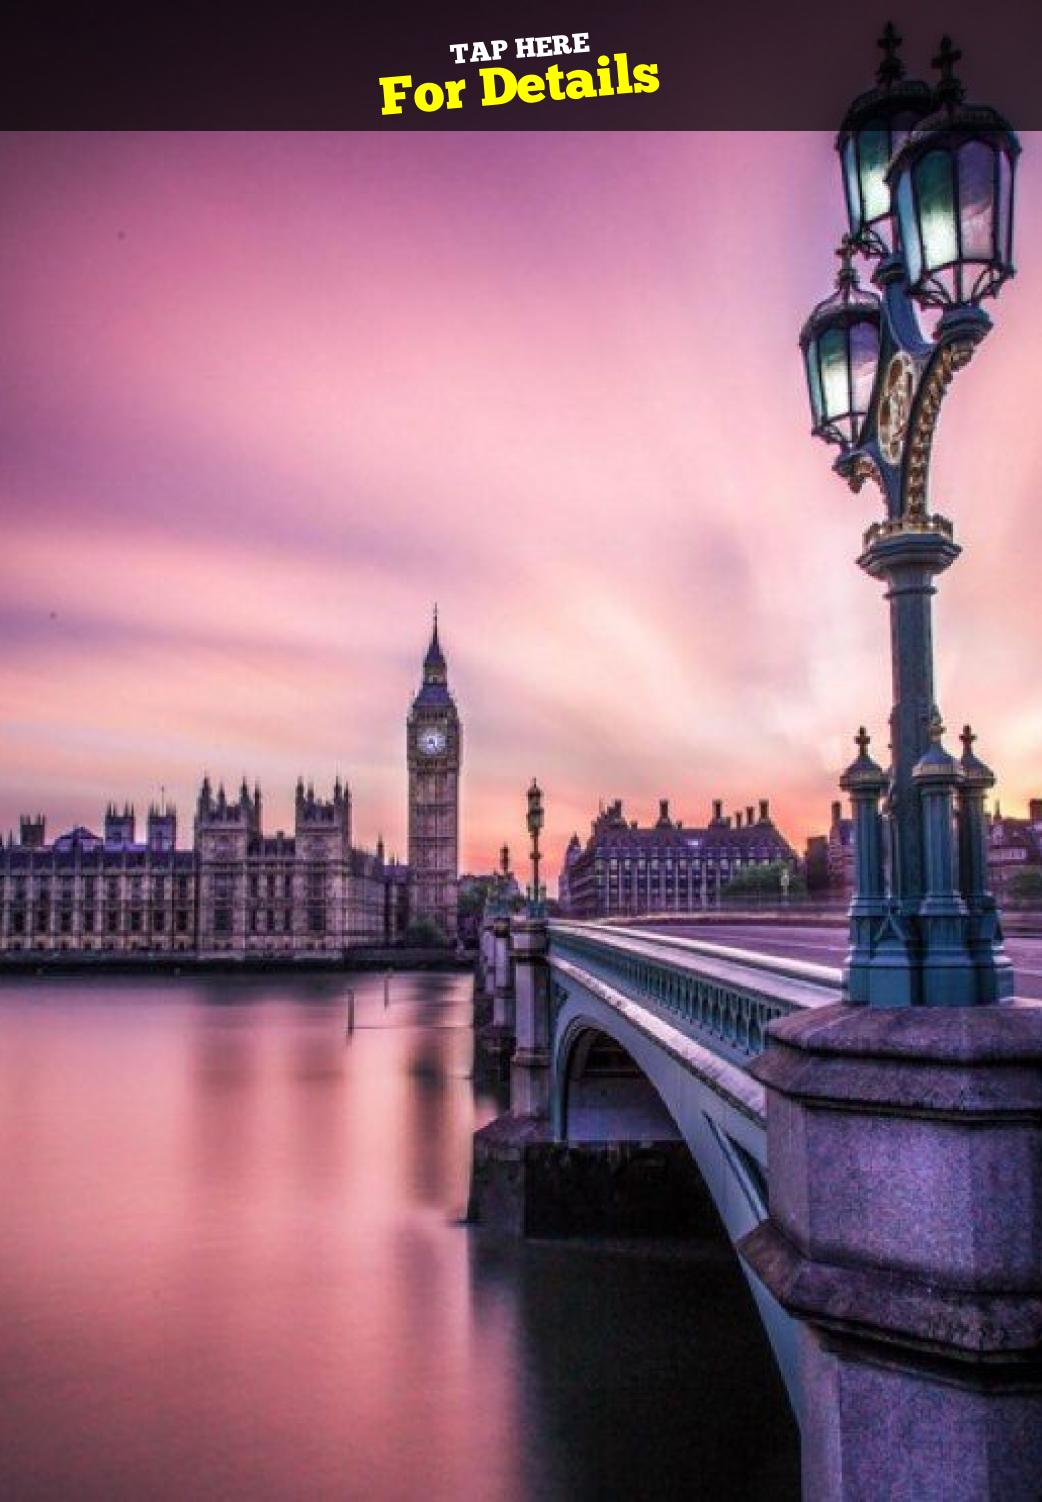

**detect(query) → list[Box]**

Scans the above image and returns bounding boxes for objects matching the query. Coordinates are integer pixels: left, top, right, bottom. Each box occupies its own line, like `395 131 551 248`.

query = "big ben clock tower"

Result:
407 609 460 939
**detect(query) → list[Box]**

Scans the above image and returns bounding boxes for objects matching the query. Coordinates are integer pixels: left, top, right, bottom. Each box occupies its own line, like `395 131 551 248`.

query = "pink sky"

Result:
1 131 1039 881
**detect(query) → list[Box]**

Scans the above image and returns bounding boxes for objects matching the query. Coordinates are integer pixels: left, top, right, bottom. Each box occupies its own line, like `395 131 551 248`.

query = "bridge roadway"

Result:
628 921 1042 1000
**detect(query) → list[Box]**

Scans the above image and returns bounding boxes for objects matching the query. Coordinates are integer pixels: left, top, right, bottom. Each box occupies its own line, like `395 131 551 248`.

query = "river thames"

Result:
0 972 797 1500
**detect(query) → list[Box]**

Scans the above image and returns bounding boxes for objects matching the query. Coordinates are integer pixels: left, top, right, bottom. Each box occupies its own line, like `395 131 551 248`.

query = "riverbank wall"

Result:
0 947 475 977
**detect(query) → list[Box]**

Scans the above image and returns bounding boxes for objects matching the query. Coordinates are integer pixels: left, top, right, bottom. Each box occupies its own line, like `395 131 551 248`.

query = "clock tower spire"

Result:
423 604 446 685
407 608 460 940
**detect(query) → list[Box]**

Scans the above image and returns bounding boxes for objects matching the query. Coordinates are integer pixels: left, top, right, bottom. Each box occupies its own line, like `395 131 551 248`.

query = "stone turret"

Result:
147 803 177 853
294 779 351 853
197 775 213 821
18 814 46 849
104 803 136 849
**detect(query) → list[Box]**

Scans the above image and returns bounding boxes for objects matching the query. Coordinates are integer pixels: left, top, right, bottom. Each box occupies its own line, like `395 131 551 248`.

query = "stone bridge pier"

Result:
743 1002 1042 1502
492 912 514 1033
509 914 551 1118
476 914 496 1010
471 912 755 1248
473 908 516 1079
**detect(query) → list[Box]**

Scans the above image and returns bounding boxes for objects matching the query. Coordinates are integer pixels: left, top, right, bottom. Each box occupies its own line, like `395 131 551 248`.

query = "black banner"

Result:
4 0 1040 128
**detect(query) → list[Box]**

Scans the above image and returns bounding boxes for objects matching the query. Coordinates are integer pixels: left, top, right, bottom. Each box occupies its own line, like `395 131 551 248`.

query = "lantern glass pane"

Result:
897 169 922 284
843 137 861 233
997 148 1013 263
860 128 891 223
818 325 849 421
805 341 824 425
917 150 958 270
849 319 879 417
957 140 995 260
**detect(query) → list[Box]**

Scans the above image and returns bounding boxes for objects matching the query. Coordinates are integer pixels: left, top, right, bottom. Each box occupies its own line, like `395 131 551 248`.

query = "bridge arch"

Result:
551 981 800 1416
561 1025 684 1143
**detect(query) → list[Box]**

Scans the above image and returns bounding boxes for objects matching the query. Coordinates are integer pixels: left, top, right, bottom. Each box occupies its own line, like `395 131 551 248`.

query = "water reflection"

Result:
0 973 797 1500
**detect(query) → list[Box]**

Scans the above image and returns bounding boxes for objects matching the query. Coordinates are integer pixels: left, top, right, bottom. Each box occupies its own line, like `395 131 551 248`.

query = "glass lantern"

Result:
837 25 932 256
888 39 1020 308
800 244 882 449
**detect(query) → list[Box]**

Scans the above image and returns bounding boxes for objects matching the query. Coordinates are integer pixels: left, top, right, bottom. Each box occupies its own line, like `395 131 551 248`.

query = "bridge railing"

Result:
549 920 841 1066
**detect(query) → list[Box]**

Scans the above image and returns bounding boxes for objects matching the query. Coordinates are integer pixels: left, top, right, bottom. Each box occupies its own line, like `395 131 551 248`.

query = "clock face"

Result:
418 725 447 756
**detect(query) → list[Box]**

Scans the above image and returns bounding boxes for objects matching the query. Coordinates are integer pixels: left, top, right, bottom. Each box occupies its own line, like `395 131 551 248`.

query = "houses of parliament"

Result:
0 616 462 958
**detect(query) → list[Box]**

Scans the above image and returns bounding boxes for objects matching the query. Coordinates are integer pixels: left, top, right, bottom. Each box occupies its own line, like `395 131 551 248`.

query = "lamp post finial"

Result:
932 34 965 108
876 21 904 87
835 236 858 292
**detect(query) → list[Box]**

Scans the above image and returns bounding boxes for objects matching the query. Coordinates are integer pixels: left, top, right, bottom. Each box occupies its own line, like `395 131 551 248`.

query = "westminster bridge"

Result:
471 912 1042 1501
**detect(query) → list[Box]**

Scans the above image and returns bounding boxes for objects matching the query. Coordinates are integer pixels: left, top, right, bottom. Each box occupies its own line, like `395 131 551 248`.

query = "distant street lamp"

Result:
490 842 511 918
526 779 544 911
802 25 1019 1006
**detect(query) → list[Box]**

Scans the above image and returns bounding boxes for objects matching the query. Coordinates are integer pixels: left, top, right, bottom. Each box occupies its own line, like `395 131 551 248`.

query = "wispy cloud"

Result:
1 131 1039 876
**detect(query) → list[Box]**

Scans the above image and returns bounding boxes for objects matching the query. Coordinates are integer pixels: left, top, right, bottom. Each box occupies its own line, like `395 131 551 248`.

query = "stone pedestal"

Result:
472 914 516 1084
740 1000 1042 1501
475 917 496 1003
509 915 551 1119
492 916 515 1032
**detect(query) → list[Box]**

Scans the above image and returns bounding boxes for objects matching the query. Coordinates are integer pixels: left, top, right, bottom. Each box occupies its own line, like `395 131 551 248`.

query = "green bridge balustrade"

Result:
548 920 840 1069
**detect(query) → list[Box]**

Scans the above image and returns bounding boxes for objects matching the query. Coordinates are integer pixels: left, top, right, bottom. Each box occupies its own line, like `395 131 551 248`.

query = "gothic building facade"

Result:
193 776 390 958
0 805 199 955
0 619 462 958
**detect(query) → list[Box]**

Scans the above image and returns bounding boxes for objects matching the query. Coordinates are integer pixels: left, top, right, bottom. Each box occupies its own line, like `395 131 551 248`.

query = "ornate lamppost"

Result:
801 24 1019 1006
741 40 1040 1493
526 778 544 912
496 842 511 909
